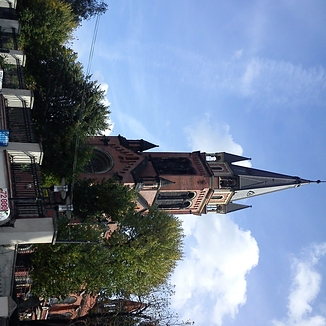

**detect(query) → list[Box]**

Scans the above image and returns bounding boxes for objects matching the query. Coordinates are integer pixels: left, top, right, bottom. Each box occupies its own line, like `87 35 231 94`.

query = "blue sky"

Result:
73 1 326 325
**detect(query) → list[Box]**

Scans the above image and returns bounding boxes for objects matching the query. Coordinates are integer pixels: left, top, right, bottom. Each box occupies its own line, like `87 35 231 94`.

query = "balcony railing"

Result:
0 8 17 20
6 101 37 143
8 154 47 219
2 63 25 89
0 29 18 50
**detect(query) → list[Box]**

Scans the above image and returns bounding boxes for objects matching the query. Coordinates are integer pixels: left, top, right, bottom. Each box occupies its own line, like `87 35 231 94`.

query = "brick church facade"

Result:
81 135 314 215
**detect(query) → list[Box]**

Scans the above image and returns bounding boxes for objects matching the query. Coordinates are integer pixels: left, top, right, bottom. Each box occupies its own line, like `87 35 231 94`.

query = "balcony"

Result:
0 49 25 66
0 18 19 34
7 153 47 219
0 94 37 143
0 30 18 50
6 106 37 143
2 63 25 89
0 7 17 20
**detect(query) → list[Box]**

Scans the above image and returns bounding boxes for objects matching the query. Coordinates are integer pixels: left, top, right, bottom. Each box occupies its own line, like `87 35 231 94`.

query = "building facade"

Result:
82 135 316 215
0 2 58 321
0 0 57 248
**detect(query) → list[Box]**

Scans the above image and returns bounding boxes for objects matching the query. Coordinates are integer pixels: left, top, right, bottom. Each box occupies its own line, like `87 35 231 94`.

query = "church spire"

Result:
230 165 312 201
205 152 322 214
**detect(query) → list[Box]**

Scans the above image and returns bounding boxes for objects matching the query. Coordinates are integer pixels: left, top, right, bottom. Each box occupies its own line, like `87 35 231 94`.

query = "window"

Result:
207 204 223 213
211 166 223 171
157 200 191 210
63 296 77 304
212 195 223 200
48 312 73 320
84 148 114 173
151 157 196 175
220 178 237 188
158 191 195 200
155 191 195 210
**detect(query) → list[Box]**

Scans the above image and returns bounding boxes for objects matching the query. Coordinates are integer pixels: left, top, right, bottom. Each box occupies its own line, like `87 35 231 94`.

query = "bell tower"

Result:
81 135 319 215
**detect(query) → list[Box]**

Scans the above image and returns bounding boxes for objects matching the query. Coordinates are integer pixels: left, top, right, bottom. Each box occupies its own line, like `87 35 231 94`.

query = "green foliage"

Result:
17 1 111 179
64 0 108 21
56 216 106 242
18 0 77 55
73 178 136 221
29 47 110 178
41 174 61 188
30 207 184 298
106 207 184 296
30 242 107 297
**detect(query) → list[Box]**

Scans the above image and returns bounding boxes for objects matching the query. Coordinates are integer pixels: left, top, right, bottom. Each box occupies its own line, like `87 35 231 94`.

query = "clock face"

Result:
84 149 114 174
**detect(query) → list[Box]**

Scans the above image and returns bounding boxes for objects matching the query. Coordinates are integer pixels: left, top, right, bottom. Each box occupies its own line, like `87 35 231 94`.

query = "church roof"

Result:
230 164 312 201
223 153 251 163
232 182 310 201
224 202 252 213
118 135 158 152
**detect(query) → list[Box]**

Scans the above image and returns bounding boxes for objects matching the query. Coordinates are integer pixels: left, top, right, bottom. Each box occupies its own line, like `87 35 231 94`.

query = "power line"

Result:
71 15 101 201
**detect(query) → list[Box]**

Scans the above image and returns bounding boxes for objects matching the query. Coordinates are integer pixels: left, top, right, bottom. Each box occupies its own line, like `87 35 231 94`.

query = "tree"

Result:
28 47 110 178
64 0 108 21
72 178 137 222
17 1 110 179
106 207 184 296
91 283 194 326
16 282 194 326
29 207 184 298
18 0 77 56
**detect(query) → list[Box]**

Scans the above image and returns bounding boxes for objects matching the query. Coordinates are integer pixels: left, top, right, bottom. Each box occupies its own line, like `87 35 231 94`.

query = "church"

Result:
81 135 318 215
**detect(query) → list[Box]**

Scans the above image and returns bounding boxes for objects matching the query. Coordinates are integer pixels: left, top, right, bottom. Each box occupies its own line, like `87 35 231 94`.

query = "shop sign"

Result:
0 188 10 221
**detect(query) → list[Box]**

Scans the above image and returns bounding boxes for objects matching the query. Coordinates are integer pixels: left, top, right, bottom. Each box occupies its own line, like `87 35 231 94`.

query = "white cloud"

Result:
184 114 251 167
171 214 259 325
88 72 113 135
98 81 111 107
150 44 325 110
92 70 112 108
272 243 326 326
180 116 257 325
236 58 326 108
240 58 263 96
232 49 244 60
184 114 243 154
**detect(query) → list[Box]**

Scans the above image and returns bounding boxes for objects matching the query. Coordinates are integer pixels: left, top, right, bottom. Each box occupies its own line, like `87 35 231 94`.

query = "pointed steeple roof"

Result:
159 177 175 189
223 153 251 163
230 164 312 201
225 202 252 213
118 135 158 152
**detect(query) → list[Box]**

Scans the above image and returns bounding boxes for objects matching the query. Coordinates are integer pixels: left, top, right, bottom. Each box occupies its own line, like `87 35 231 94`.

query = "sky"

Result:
73 1 326 325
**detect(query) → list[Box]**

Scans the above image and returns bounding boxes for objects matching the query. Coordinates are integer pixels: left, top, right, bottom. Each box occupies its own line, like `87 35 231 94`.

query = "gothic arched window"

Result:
155 191 195 210
157 200 191 210
158 191 195 200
